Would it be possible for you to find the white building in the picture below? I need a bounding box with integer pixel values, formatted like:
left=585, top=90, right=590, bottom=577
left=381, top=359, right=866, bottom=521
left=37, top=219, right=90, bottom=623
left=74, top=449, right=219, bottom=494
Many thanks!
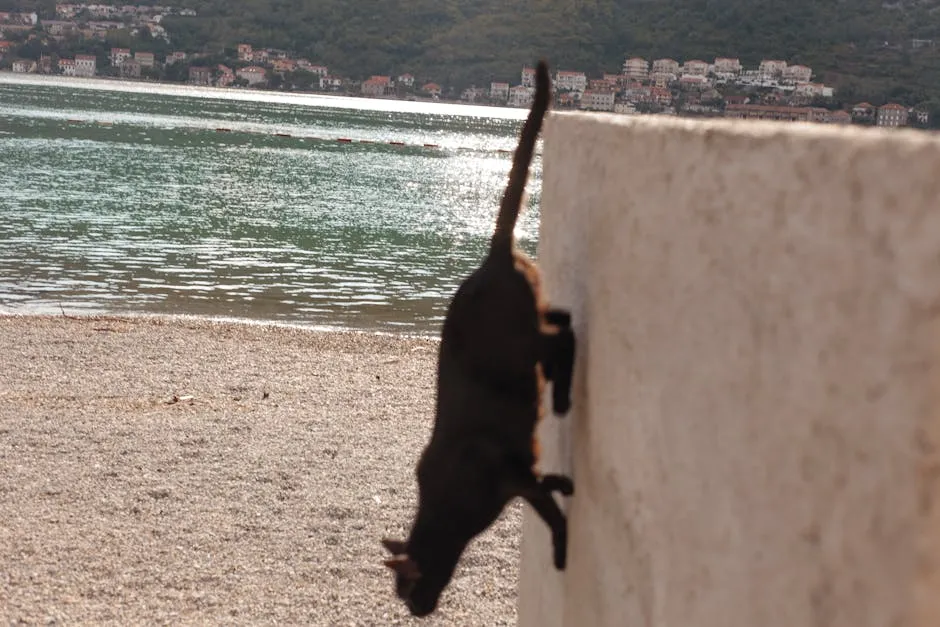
left=713, top=57, right=742, bottom=75
left=75, top=54, right=96, bottom=77
left=554, top=70, right=587, bottom=93
left=759, top=59, right=788, bottom=79
left=58, top=57, right=76, bottom=76
left=794, top=82, right=833, bottom=98
left=783, top=64, right=812, bottom=83
left=109, top=47, right=130, bottom=66
left=135, top=51, right=155, bottom=67
left=682, top=59, right=709, bottom=76
left=490, top=82, right=509, bottom=102
left=12, top=59, right=36, bottom=73
left=165, top=51, right=186, bottom=65
left=521, top=66, right=537, bottom=88
left=614, top=101, right=637, bottom=115
left=622, top=57, right=649, bottom=80
left=877, top=103, right=909, bottom=127
left=580, top=89, right=616, bottom=111
left=236, top=66, right=266, bottom=86
left=652, top=58, right=680, bottom=75
left=319, top=75, right=343, bottom=91
left=461, top=86, right=487, bottom=102
left=508, top=85, right=534, bottom=108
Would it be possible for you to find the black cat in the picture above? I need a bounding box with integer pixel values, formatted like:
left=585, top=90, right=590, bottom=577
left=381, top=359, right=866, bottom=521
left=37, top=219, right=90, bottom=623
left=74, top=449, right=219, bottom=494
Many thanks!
left=382, top=59, right=576, bottom=618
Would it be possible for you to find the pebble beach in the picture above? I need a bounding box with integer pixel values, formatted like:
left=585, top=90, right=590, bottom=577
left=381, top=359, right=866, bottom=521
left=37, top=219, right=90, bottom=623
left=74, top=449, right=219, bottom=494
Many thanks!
left=0, top=314, right=523, bottom=625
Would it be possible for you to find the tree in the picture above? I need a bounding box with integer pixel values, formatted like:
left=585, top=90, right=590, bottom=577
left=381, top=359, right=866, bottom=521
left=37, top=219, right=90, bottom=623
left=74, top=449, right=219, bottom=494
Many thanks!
left=266, top=72, right=283, bottom=89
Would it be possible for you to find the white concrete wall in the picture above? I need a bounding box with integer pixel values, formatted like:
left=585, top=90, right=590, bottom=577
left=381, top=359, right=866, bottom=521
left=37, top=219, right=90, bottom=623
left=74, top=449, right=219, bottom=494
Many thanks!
left=519, top=113, right=940, bottom=627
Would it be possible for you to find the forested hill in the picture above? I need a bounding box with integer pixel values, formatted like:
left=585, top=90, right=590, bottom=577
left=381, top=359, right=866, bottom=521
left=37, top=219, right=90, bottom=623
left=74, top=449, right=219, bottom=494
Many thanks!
left=6, top=0, right=940, bottom=104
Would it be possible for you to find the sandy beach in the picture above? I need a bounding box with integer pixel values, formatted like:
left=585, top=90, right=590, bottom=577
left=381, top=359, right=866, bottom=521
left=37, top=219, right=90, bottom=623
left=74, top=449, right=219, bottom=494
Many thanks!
left=0, top=314, right=523, bottom=625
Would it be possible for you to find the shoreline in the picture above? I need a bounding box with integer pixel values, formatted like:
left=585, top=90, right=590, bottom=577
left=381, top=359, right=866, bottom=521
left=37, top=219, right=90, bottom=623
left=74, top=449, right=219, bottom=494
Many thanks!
left=0, top=309, right=443, bottom=341
left=0, top=314, right=518, bottom=625
left=0, top=71, right=529, bottom=120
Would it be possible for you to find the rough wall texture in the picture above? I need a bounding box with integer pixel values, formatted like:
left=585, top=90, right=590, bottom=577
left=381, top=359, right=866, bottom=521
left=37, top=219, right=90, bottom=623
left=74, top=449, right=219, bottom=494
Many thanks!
left=518, top=112, right=940, bottom=627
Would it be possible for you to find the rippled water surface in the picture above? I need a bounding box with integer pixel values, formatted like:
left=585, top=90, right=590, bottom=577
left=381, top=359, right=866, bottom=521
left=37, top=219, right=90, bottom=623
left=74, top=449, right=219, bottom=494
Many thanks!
left=0, top=74, right=541, bottom=335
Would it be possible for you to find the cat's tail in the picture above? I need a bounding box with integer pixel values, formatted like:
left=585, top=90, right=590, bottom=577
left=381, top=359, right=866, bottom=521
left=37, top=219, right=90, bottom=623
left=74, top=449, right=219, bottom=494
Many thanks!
left=489, top=59, right=551, bottom=257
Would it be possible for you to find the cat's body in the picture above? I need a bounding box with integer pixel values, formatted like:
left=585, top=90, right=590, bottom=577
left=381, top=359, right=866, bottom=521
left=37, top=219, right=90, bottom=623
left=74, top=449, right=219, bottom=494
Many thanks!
left=383, top=59, right=575, bottom=618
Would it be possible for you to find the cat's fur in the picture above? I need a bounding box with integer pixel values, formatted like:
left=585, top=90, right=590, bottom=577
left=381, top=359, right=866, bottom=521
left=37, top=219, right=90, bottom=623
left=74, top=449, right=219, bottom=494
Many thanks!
left=382, top=59, right=576, bottom=618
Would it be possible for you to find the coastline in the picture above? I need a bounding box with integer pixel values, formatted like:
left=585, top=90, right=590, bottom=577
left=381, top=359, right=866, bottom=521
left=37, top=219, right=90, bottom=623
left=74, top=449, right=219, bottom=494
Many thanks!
left=0, top=71, right=529, bottom=120
left=0, top=314, right=520, bottom=625
left=0, top=308, right=444, bottom=341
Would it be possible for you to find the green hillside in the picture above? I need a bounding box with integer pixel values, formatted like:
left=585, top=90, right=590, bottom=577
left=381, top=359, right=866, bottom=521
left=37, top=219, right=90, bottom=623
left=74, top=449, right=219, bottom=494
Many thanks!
left=5, top=0, right=940, bottom=106
left=158, top=0, right=940, bottom=106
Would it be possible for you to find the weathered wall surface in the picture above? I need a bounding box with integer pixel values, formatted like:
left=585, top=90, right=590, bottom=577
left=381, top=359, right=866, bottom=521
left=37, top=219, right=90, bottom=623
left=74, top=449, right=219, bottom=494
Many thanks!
left=518, top=113, right=940, bottom=627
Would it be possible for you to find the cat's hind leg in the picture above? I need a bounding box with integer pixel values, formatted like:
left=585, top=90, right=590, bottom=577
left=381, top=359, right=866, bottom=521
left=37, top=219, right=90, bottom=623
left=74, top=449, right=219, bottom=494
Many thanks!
left=540, top=309, right=575, bottom=415
left=506, top=471, right=570, bottom=570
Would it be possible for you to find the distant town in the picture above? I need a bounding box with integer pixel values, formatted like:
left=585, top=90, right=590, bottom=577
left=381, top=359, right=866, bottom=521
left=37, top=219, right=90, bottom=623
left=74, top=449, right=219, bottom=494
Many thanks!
left=0, top=4, right=932, bottom=129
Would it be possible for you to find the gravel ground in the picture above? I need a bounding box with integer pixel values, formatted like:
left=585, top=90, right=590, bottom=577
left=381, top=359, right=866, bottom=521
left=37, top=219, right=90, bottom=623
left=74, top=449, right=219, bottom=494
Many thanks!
left=0, top=314, right=523, bottom=626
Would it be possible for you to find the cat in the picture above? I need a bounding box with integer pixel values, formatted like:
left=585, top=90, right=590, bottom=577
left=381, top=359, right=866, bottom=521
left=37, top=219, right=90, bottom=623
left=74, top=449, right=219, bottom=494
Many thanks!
left=382, top=59, right=576, bottom=618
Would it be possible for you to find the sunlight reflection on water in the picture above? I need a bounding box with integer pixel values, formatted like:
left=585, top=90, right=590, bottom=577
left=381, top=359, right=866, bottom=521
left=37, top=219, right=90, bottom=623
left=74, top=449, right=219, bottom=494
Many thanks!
left=0, top=76, right=541, bottom=335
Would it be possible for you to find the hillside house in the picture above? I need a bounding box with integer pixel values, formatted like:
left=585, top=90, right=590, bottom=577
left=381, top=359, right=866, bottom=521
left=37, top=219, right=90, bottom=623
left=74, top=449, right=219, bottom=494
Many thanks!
left=851, top=102, right=875, bottom=120
left=508, top=85, right=534, bottom=107
left=121, top=58, right=140, bottom=77
left=319, top=75, right=342, bottom=90
left=422, top=82, right=442, bottom=98
left=75, top=54, right=96, bottom=77
left=649, top=86, right=673, bottom=105
left=110, top=47, right=130, bottom=66
left=43, top=20, right=76, bottom=36
left=55, top=4, right=81, bottom=18
left=521, top=66, right=537, bottom=87
left=725, top=103, right=829, bottom=123
left=622, top=57, right=648, bottom=80
left=58, top=57, right=75, bottom=76
left=713, top=57, right=742, bottom=75
left=490, top=81, right=509, bottom=101
left=682, top=60, right=709, bottom=76
left=590, top=77, right=618, bottom=91
left=554, top=70, right=587, bottom=93
left=397, top=73, right=414, bottom=87
left=362, top=75, right=392, bottom=97
left=758, top=59, right=788, bottom=79
left=237, top=65, right=266, bottom=86
left=135, top=51, right=154, bottom=67
left=829, top=110, right=852, bottom=125
left=794, top=82, right=831, bottom=98
left=652, top=58, right=680, bottom=75
left=188, top=66, right=211, bottom=86
left=165, top=51, right=186, bottom=65
left=679, top=75, right=709, bottom=89
left=272, top=58, right=296, bottom=73
left=12, top=59, right=36, bottom=73
left=216, top=64, right=234, bottom=87
left=877, top=103, right=909, bottom=127
left=581, top=89, right=616, bottom=111
left=461, top=86, right=487, bottom=102
left=614, top=101, right=637, bottom=114
left=237, top=43, right=252, bottom=61
left=783, top=64, right=812, bottom=83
